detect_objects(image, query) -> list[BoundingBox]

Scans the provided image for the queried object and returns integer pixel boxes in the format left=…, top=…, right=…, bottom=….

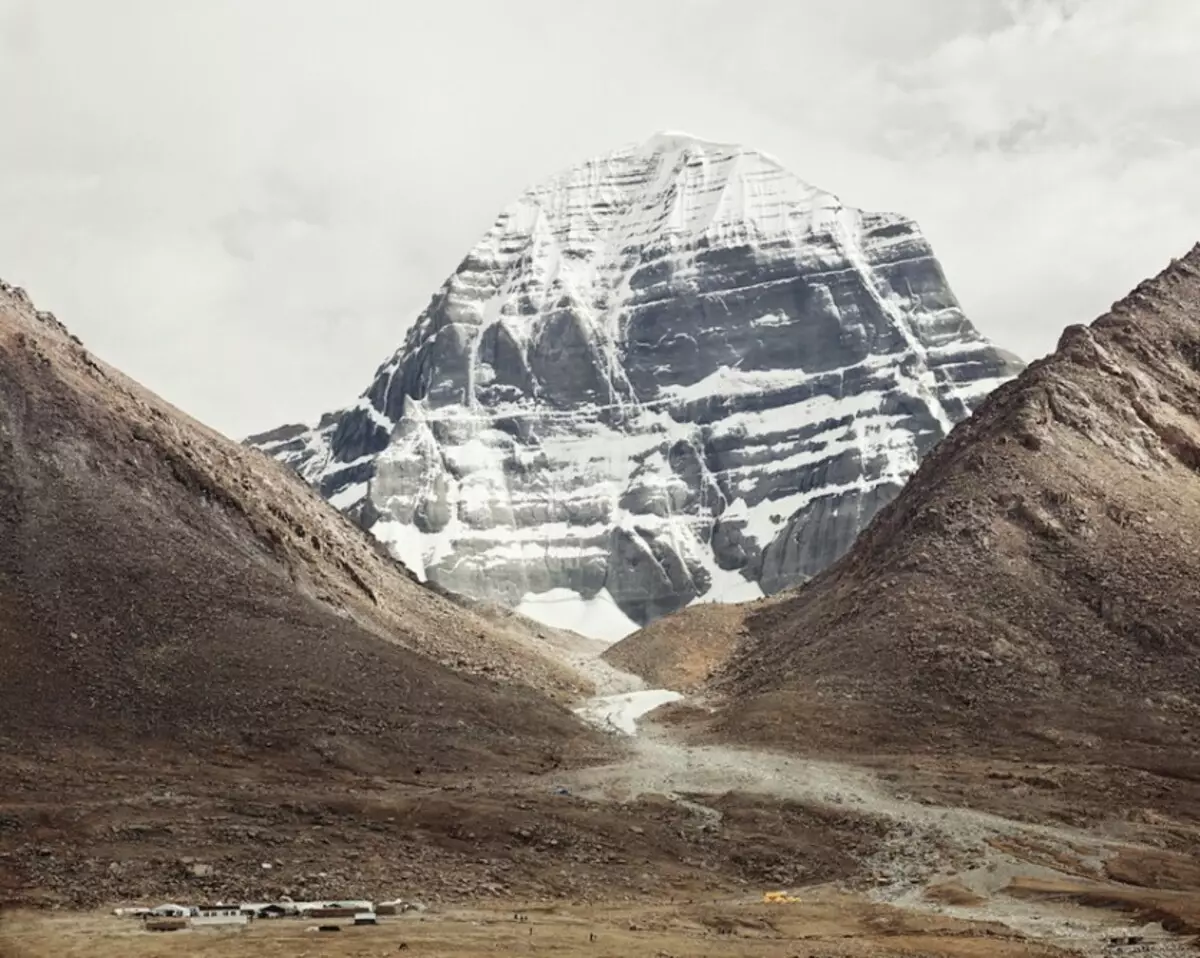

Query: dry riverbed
left=563, top=666, right=1199, bottom=957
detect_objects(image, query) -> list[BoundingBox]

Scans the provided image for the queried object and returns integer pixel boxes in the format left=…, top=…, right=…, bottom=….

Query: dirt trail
left=555, top=658, right=1191, bottom=957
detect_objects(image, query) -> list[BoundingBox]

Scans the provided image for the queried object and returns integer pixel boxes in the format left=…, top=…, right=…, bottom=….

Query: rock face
left=250, top=132, right=1022, bottom=639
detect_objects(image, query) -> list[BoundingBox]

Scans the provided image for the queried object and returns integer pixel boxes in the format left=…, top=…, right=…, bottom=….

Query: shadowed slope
left=0, top=281, right=603, bottom=775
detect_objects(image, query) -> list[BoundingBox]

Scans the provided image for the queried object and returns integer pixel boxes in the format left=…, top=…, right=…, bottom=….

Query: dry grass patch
left=0, top=895, right=1079, bottom=958
left=1103, top=846, right=1200, bottom=891
left=925, top=880, right=989, bottom=907
left=1007, top=875, right=1200, bottom=938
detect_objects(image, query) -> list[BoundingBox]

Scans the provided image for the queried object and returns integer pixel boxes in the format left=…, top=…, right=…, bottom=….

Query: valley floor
left=0, top=893, right=1175, bottom=958
left=2, top=651, right=1197, bottom=957
left=557, top=658, right=1200, bottom=956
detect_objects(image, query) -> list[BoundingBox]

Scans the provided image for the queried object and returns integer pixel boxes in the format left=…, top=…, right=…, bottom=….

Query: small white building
left=330, top=900, right=374, bottom=911
left=194, top=904, right=242, bottom=918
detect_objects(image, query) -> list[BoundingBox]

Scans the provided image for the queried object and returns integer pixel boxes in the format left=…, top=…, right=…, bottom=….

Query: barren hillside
left=708, top=247, right=1200, bottom=763
left=603, top=599, right=782, bottom=693
left=0, top=280, right=604, bottom=773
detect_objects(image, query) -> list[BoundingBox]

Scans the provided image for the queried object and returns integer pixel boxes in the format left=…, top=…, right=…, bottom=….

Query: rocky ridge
left=251, top=132, right=1022, bottom=638
left=615, top=246, right=1200, bottom=761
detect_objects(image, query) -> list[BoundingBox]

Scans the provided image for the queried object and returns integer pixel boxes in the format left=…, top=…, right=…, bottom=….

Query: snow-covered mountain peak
left=499, top=132, right=842, bottom=258
left=249, top=137, right=1023, bottom=641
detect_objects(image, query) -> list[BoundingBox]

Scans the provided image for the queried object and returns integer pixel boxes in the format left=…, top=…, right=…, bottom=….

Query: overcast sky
left=1, top=0, right=1198, bottom=437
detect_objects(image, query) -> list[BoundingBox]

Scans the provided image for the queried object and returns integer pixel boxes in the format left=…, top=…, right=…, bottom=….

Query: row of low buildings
left=115, top=898, right=421, bottom=929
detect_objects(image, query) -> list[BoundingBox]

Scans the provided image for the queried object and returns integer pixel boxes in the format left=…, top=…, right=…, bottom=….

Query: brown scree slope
left=0, top=281, right=606, bottom=775
left=603, top=599, right=784, bottom=694
left=713, top=245, right=1200, bottom=762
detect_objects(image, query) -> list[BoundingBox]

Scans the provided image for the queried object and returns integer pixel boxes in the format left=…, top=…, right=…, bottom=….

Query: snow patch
left=328, top=482, right=368, bottom=510
left=371, top=518, right=430, bottom=582
left=690, top=564, right=765, bottom=606
left=516, top=588, right=639, bottom=642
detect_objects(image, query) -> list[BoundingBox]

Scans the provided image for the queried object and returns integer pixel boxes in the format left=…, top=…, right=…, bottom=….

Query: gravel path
left=561, top=665, right=1188, bottom=956
left=573, top=690, right=683, bottom=735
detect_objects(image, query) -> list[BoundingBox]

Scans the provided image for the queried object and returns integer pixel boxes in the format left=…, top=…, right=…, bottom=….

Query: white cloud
left=0, top=0, right=1197, bottom=436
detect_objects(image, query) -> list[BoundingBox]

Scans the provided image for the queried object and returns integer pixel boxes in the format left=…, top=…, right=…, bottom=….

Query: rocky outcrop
left=249, top=132, right=1022, bottom=638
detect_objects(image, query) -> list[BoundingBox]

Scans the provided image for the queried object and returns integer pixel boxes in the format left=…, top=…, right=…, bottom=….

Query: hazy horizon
left=2, top=0, right=1198, bottom=437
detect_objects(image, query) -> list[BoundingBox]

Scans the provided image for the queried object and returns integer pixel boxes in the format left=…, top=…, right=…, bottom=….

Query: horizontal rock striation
left=249, top=132, right=1022, bottom=639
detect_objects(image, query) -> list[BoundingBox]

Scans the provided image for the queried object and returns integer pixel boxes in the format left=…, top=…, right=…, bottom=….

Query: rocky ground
left=2, top=893, right=1146, bottom=958
left=4, top=648, right=1198, bottom=956
left=602, top=600, right=776, bottom=693
left=3, top=263, right=1200, bottom=955
left=0, top=733, right=880, bottom=909
left=555, top=680, right=1200, bottom=955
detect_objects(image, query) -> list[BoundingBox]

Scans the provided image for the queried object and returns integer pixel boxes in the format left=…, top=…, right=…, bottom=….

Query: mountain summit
left=251, top=133, right=1023, bottom=638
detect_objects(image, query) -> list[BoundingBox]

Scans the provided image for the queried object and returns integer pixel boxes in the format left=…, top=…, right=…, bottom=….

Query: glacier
left=248, top=132, right=1023, bottom=641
